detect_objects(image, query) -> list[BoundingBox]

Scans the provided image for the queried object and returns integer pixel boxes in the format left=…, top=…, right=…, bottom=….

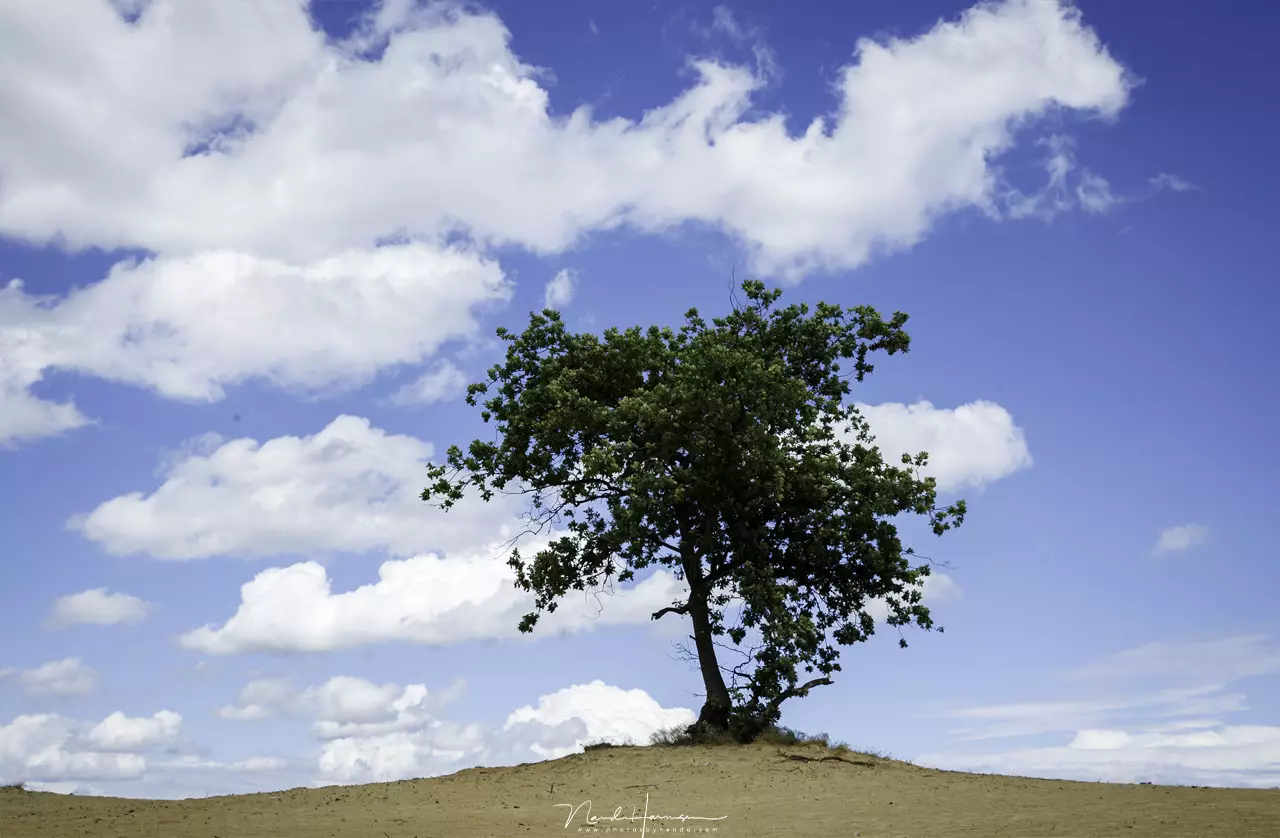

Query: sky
left=1, top=0, right=1278, bottom=799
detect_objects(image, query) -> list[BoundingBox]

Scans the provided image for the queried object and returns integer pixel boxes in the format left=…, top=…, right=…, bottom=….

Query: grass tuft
left=583, top=737, right=637, bottom=752
left=646, top=723, right=893, bottom=759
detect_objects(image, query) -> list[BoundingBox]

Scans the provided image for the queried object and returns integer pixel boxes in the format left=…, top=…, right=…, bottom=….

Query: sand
left=3, top=742, right=1277, bottom=837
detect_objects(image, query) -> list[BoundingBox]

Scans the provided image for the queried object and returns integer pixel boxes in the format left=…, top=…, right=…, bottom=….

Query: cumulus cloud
left=0, top=0, right=1130, bottom=268
left=215, top=678, right=299, bottom=721
left=389, top=359, right=469, bottom=406
left=1153, top=523, right=1209, bottom=555
left=86, top=711, right=182, bottom=752
left=187, top=537, right=957, bottom=656
left=0, top=381, right=90, bottom=449
left=69, top=403, right=1028, bottom=562
left=218, top=675, right=466, bottom=735
left=317, top=679, right=693, bottom=784
left=218, top=673, right=694, bottom=785
left=0, top=0, right=1133, bottom=448
left=48, top=588, right=151, bottom=628
left=0, top=715, right=145, bottom=784
left=0, top=709, right=286, bottom=793
left=855, top=400, right=1033, bottom=492
left=543, top=269, right=577, bottom=309
left=0, top=709, right=182, bottom=784
left=179, top=536, right=687, bottom=654
left=69, top=415, right=524, bottom=560
left=503, top=681, right=698, bottom=760
left=2, top=658, right=99, bottom=698
left=1, top=245, right=509, bottom=446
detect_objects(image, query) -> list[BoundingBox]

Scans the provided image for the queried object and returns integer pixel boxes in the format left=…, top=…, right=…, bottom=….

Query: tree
left=422, top=280, right=965, bottom=742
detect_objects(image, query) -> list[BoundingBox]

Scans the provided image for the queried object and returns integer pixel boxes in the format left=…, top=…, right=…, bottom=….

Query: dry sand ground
left=3, top=741, right=1277, bottom=838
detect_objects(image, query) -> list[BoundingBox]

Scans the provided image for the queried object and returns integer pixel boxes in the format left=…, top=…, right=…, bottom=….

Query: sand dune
left=4, top=740, right=1278, bottom=837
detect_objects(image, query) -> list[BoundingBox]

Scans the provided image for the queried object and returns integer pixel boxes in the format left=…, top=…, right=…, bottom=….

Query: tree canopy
left=422, top=279, right=965, bottom=741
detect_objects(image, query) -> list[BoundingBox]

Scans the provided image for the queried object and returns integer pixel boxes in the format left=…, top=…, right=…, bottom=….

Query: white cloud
left=919, top=636, right=1280, bottom=787
left=306, top=677, right=427, bottom=731
left=503, top=680, right=697, bottom=760
left=855, top=400, right=1033, bottom=492
left=220, top=672, right=693, bottom=785
left=234, top=756, right=287, bottom=772
left=0, top=715, right=145, bottom=784
left=389, top=358, right=469, bottom=406
left=180, top=536, right=687, bottom=654
left=543, top=268, right=576, bottom=309
left=215, top=678, right=298, bottom=721
left=49, top=588, right=151, bottom=627
left=859, top=570, right=963, bottom=628
left=700, top=5, right=780, bottom=83
left=917, top=723, right=1280, bottom=788
left=316, top=724, right=487, bottom=785
left=71, top=399, right=1027, bottom=562
left=1153, top=523, right=1208, bottom=555
left=0, top=380, right=90, bottom=449
left=0, top=709, right=184, bottom=785
left=219, top=675, right=467, bottom=739
left=1, top=245, right=509, bottom=446
left=1150, top=172, right=1196, bottom=192
left=69, top=415, right=524, bottom=560
left=22, top=780, right=107, bottom=795
left=4, top=658, right=99, bottom=698
left=0, top=0, right=1129, bottom=271
left=158, top=755, right=288, bottom=773
left=0, top=709, right=288, bottom=795
left=1075, top=170, right=1120, bottom=213
left=86, top=711, right=182, bottom=752
left=940, top=684, right=1248, bottom=741
left=0, top=0, right=1131, bottom=448
left=232, top=673, right=698, bottom=785
left=1005, top=134, right=1120, bottom=219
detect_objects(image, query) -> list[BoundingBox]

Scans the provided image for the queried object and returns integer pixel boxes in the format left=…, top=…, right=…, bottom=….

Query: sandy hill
left=3, top=741, right=1277, bottom=837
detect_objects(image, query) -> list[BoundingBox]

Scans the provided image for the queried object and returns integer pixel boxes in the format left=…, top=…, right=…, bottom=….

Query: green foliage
left=423, top=279, right=965, bottom=737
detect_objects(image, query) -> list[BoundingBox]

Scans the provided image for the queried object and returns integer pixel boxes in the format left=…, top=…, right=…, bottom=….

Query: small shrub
left=756, top=726, right=833, bottom=747
left=1, top=781, right=26, bottom=791
left=649, top=725, right=695, bottom=747
left=648, top=723, right=736, bottom=746
left=583, top=740, right=615, bottom=752
left=649, top=723, right=858, bottom=749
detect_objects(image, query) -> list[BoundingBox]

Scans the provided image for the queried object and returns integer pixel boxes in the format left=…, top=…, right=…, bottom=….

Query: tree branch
left=651, top=602, right=690, bottom=620
left=769, top=677, right=834, bottom=710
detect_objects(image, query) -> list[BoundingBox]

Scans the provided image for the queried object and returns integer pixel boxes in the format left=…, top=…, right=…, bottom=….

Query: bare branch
left=651, top=602, right=690, bottom=621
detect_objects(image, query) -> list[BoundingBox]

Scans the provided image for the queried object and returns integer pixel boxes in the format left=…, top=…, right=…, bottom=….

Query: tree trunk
left=686, top=586, right=732, bottom=733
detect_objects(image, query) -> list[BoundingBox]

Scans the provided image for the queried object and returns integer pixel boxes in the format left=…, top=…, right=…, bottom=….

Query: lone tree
left=422, top=280, right=965, bottom=742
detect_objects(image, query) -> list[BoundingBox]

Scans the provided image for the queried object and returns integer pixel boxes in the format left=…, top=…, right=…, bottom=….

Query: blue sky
left=1, top=0, right=1277, bottom=798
